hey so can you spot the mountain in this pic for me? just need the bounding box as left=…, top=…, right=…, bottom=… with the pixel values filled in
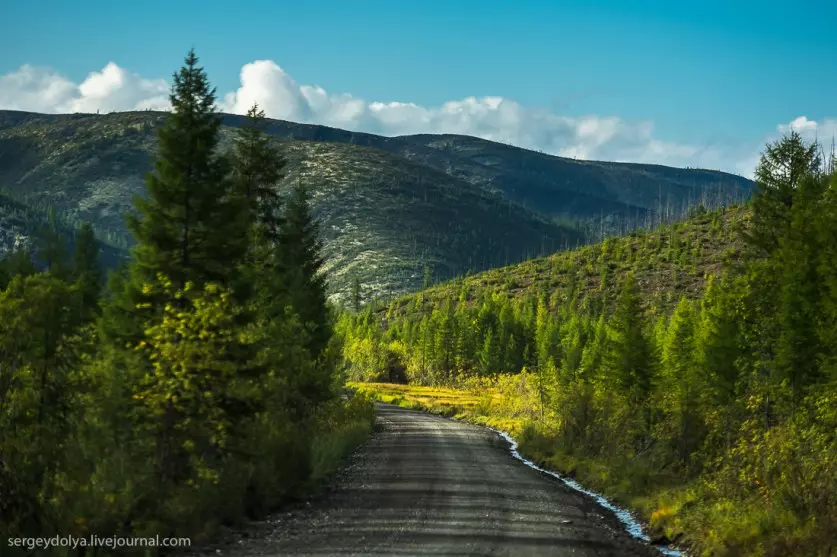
left=216, top=113, right=754, bottom=220
left=0, top=109, right=753, bottom=300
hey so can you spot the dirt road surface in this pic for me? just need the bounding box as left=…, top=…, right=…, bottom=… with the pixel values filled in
left=195, top=404, right=659, bottom=556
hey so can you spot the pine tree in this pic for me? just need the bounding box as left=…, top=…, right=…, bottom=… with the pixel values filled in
left=745, top=131, right=821, bottom=257
left=660, top=297, right=702, bottom=463
left=277, top=182, right=331, bottom=358
left=696, top=275, right=742, bottom=405
left=71, top=222, right=102, bottom=319
left=127, top=49, right=247, bottom=295
left=232, top=103, right=285, bottom=242
left=605, top=273, right=654, bottom=400
left=37, top=207, right=67, bottom=278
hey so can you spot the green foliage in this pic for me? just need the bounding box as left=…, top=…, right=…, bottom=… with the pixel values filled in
left=604, top=273, right=653, bottom=400
left=0, top=248, right=36, bottom=290
left=231, top=103, right=285, bottom=242
left=128, top=50, right=247, bottom=295
left=0, top=50, right=371, bottom=554
left=278, top=182, right=331, bottom=360
left=351, top=275, right=362, bottom=312
left=71, top=222, right=102, bottom=321
left=0, top=274, right=85, bottom=539
left=132, top=275, right=258, bottom=486
left=338, top=134, right=837, bottom=555
left=745, top=131, right=821, bottom=257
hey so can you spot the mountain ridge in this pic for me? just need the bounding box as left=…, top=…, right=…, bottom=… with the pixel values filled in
left=0, top=109, right=753, bottom=300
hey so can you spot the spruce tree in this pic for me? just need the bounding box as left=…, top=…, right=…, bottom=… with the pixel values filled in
left=277, top=182, right=331, bottom=357
left=232, top=103, right=285, bottom=241
left=696, top=275, right=743, bottom=405
left=818, top=173, right=837, bottom=381
left=228, top=102, right=289, bottom=325
left=128, top=49, right=247, bottom=294
left=745, top=131, right=821, bottom=257
left=71, top=222, right=102, bottom=318
left=774, top=172, right=829, bottom=403
left=605, top=273, right=654, bottom=400
left=37, top=207, right=67, bottom=278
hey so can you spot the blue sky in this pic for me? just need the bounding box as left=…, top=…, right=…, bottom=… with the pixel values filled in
left=1, top=0, right=834, bottom=175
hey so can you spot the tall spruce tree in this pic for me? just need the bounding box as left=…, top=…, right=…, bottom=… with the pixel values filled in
left=774, top=172, right=829, bottom=403
left=605, top=273, right=654, bottom=401
left=817, top=172, right=837, bottom=381
left=229, top=103, right=288, bottom=315
left=71, top=222, right=102, bottom=319
left=37, top=207, right=66, bottom=278
left=745, top=131, right=821, bottom=257
left=278, top=182, right=331, bottom=357
left=127, top=49, right=247, bottom=294
left=232, top=103, right=285, bottom=241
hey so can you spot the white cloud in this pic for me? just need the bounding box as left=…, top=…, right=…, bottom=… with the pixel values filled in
left=777, top=116, right=837, bottom=145
left=0, top=65, right=77, bottom=112
left=1, top=59, right=826, bottom=177
left=221, top=60, right=311, bottom=121
left=70, top=63, right=169, bottom=113
left=0, top=62, right=168, bottom=114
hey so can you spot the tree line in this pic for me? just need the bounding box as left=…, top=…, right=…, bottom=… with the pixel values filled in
left=0, top=49, right=373, bottom=554
left=338, top=131, right=837, bottom=554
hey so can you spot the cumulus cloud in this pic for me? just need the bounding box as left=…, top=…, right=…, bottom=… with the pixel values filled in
left=0, top=59, right=825, bottom=176
left=0, top=62, right=168, bottom=114
left=777, top=116, right=837, bottom=145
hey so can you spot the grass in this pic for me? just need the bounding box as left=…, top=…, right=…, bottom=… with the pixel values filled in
left=308, top=392, right=377, bottom=485
left=354, top=379, right=837, bottom=555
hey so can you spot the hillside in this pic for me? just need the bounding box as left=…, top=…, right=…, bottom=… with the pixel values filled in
left=215, top=113, right=753, bottom=220
left=0, top=109, right=752, bottom=299
left=0, top=189, right=125, bottom=269
left=379, top=204, right=748, bottom=322
left=338, top=140, right=837, bottom=556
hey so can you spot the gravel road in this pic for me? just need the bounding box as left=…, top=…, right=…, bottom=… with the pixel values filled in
left=195, top=404, right=658, bottom=556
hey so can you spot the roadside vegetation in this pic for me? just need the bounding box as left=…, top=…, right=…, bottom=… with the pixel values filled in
left=0, top=50, right=373, bottom=555
left=339, top=133, right=837, bottom=556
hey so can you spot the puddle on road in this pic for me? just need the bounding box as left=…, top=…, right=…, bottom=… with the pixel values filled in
left=489, top=428, right=683, bottom=556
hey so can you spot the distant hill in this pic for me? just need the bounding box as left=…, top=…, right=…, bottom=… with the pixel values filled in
left=382, top=204, right=749, bottom=321
left=0, top=109, right=753, bottom=300
left=214, top=113, right=753, bottom=220
left=0, top=189, right=125, bottom=270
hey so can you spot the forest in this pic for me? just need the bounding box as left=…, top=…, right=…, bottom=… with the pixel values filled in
left=0, top=50, right=374, bottom=554
left=340, top=133, right=837, bottom=555
left=2, top=46, right=835, bottom=557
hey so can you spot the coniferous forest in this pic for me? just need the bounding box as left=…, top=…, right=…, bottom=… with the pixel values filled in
left=340, top=133, right=837, bottom=554
left=2, top=47, right=836, bottom=557
left=0, top=50, right=374, bottom=553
